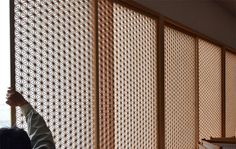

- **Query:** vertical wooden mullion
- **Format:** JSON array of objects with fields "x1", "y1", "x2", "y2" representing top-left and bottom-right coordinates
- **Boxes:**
[
  {"x1": 155, "y1": 19, "x2": 159, "y2": 149},
  {"x1": 221, "y1": 48, "x2": 226, "y2": 137},
  {"x1": 10, "y1": 0, "x2": 16, "y2": 126},
  {"x1": 98, "y1": 0, "x2": 115, "y2": 148},
  {"x1": 195, "y1": 37, "x2": 199, "y2": 148},
  {"x1": 157, "y1": 16, "x2": 165, "y2": 149},
  {"x1": 94, "y1": 0, "x2": 100, "y2": 148}
]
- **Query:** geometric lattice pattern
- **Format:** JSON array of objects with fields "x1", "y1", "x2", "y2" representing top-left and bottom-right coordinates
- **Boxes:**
[
  {"x1": 164, "y1": 26, "x2": 196, "y2": 149},
  {"x1": 225, "y1": 51, "x2": 236, "y2": 137},
  {"x1": 98, "y1": 0, "x2": 115, "y2": 148},
  {"x1": 113, "y1": 4, "x2": 158, "y2": 148},
  {"x1": 14, "y1": 0, "x2": 96, "y2": 148},
  {"x1": 12, "y1": 0, "x2": 228, "y2": 148},
  {"x1": 199, "y1": 39, "x2": 222, "y2": 140}
]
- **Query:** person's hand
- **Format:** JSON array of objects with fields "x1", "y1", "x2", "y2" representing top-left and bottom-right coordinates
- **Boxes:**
[{"x1": 6, "y1": 87, "x2": 28, "y2": 107}]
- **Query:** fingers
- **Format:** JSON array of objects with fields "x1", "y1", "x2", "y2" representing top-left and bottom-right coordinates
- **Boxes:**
[
  {"x1": 8, "y1": 87, "x2": 15, "y2": 90},
  {"x1": 6, "y1": 93, "x2": 15, "y2": 100},
  {"x1": 6, "y1": 87, "x2": 25, "y2": 107},
  {"x1": 7, "y1": 87, "x2": 16, "y2": 93},
  {"x1": 7, "y1": 90, "x2": 16, "y2": 94},
  {"x1": 5, "y1": 100, "x2": 11, "y2": 106},
  {"x1": 6, "y1": 87, "x2": 18, "y2": 97},
  {"x1": 6, "y1": 91, "x2": 16, "y2": 98},
  {"x1": 6, "y1": 97, "x2": 13, "y2": 106},
  {"x1": 6, "y1": 98, "x2": 17, "y2": 107},
  {"x1": 6, "y1": 87, "x2": 18, "y2": 103}
]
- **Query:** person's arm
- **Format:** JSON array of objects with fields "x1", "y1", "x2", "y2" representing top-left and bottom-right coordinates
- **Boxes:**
[
  {"x1": 20, "y1": 103, "x2": 55, "y2": 149},
  {"x1": 6, "y1": 88, "x2": 56, "y2": 149}
]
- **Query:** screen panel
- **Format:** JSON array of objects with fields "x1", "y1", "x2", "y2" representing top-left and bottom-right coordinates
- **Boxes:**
[
  {"x1": 14, "y1": 0, "x2": 96, "y2": 148},
  {"x1": 225, "y1": 51, "x2": 236, "y2": 137},
  {"x1": 98, "y1": 0, "x2": 115, "y2": 148},
  {"x1": 164, "y1": 26, "x2": 196, "y2": 149},
  {"x1": 113, "y1": 3, "x2": 158, "y2": 148},
  {"x1": 199, "y1": 39, "x2": 222, "y2": 140}
]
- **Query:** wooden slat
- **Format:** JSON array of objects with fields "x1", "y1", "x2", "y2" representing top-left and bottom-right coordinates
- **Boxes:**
[
  {"x1": 221, "y1": 49, "x2": 226, "y2": 137},
  {"x1": 10, "y1": 0, "x2": 16, "y2": 126},
  {"x1": 157, "y1": 16, "x2": 165, "y2": 149}
]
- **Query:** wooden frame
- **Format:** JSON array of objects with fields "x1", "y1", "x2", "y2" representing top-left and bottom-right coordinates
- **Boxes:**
[
  {"x1": 97, "y1": 0, "x2": 115, "y2": 148},
  {"x1": 112, "y1": 1, "x2": 235, "y2": 148},
  {"x1": 112, "y1": 0, "x2": 235, "y2": 148},
  {"x1": 10, "y1": 0, "x2": 16, "y2": 126},
  {"x1": 157, "y1": 16, "x2": 165, "y2": 149},
  {"x1": 10, "y1": 0, "x2": 236, "y2": 148},
  {"x1": 195, "y1": 37, "x2": 200, "y2": 147},
  {"x1": 224, "y1": 49, "x2": 236, "y2": 137},
  {"x1": 221, "y1": 49, "x2": 226, "y2": 137},
  {"x1": 94, "y1": 0, "x2": 100, "y2": 148}
]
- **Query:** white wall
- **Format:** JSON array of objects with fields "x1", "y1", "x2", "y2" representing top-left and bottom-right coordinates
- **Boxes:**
[{"x1": 134, "y1": 0, "x2": 236, "y2": 50}]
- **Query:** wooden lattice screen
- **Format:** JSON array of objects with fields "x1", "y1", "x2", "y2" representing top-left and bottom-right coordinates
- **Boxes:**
[
  {"x1": 13, "y1": 0, "x2": 96, "y2": 148},
  {"x1": 113, "y1": 3, "x2": 158, "y2": 148},
  {"x1": 98, "y1": 0, "x2": 115, "y2": 148},
  {"x1": 164, "y1": 26, "x2": 196, "y2": 149},
  {"x1": 199, "y1": 39, "x2": 222, "y2": 140},
  {"x1": 225, "y1": 51, "x2": 236, "y2": 137},
  {"x1": 10, "y1": 0, "x2": 231, "y2": 148}
]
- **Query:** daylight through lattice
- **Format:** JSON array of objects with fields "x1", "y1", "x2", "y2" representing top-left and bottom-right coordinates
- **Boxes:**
[
  {"x1": 164, "y1": 26, "x2": 196, "y2": 149},
  {"x1": 199, "y1": 39, "x2": 222, "y2": 140},
  {"x1": 12, "y1": 0, "x2": 230, "y2": 148},
  {"x1": 113, "y1": 4, "x2": 158, "y2": 148},
  {"x1": 14, "y1": 0, "x2": 96, "y2": 148},
  {"x1": 225, "y1": 51, "x2": 236, "y2": 137}
]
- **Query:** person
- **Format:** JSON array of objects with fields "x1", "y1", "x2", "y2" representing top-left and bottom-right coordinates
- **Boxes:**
[{"x1": 0, "y1": 87, "x2": 56, "y2": 149}]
